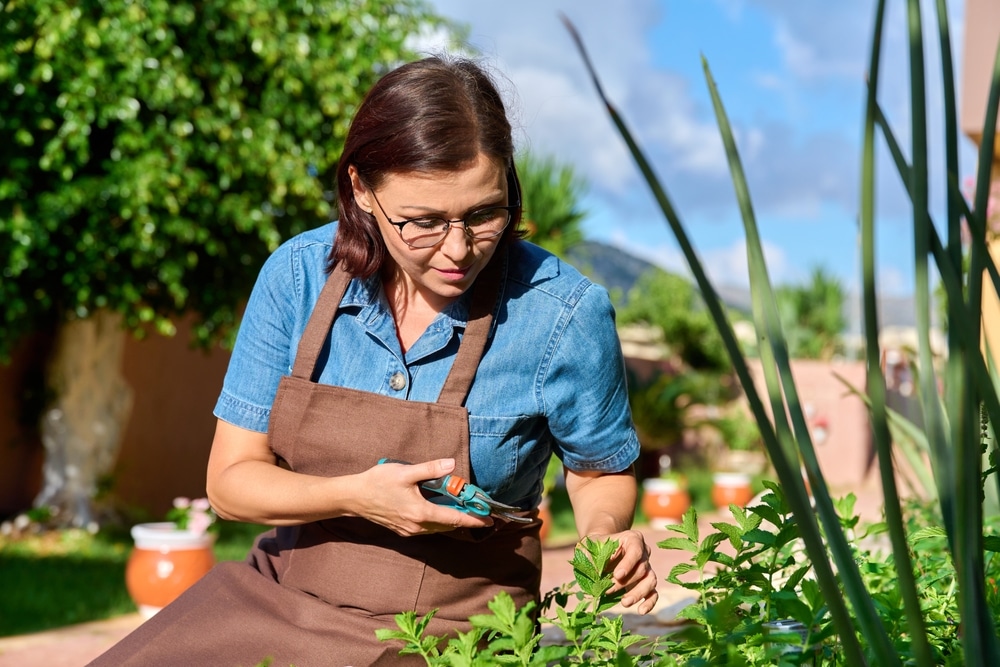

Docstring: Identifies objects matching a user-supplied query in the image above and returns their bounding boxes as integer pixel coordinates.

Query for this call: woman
[90,56,657,666]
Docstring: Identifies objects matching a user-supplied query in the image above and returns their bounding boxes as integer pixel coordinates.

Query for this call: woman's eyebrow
[394,192,507,216]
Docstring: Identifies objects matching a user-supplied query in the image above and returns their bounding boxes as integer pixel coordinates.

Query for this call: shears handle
[376,458,491,517]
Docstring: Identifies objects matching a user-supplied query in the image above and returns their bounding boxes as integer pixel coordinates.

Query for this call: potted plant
[125,497,217,618]
[537,454,563,543]
[710,471,755,510]
[707,408,766,474]
[640,469,691,528]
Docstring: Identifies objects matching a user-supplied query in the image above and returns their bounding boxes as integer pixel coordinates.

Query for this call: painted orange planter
[537,498,552,543]
[711,472,754,509]
[641,477,690,528]
[126,522,215,619]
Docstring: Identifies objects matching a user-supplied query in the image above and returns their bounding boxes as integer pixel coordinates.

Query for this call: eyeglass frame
[366,170,521,249]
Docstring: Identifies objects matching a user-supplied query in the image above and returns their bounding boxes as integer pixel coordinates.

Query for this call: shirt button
[389,372,407,391]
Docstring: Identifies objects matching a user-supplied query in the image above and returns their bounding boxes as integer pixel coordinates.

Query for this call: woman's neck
[382,267,452,353]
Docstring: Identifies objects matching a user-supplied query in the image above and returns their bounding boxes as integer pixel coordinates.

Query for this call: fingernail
[440,458,455,470]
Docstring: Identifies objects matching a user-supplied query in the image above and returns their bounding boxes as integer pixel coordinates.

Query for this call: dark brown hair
[330,56,524,277]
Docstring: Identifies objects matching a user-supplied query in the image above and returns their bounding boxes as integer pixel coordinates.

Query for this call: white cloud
[875,264,912,297]
[607,231,797,290]
[423,0,976,297]
[701,238,798,288]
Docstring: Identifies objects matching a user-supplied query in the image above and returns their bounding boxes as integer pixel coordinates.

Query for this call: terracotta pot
[126,522,215,619]
[641,478,690,528]
[537,498,552,543]
[711,472,754,509]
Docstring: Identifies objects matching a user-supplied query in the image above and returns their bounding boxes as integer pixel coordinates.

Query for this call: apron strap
[290,264,352,381]
[290,249,506,406]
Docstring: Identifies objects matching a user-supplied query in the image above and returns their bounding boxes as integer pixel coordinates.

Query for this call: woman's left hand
[564,468,659,615]
[589,528,659,615]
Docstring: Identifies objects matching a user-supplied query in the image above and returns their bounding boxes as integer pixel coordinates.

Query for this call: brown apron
[89,254,542,667]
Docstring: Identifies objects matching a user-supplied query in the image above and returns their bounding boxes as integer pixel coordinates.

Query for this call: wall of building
[0,320,231,520]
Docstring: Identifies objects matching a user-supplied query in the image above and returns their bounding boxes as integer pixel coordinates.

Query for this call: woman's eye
[467,208,504,226]
[408,218,445,230]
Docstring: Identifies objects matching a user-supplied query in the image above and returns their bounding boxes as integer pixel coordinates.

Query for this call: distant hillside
[564,240,919,331]
[565,241,658,299]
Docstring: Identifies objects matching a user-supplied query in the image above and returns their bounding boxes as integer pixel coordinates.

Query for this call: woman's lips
[435,266,472,280]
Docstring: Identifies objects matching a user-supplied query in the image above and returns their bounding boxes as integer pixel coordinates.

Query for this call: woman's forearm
[206,419,363,526]
[564,467,638,539]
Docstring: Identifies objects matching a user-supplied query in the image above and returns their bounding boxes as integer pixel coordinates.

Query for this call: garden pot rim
[131,521,215,550]
[642,477,687,492]
[712,471,752,485]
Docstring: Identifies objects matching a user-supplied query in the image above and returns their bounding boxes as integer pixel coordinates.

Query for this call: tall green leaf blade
[560,15,870,666]
[701,51,895,667]
[859,1,934,664]
[933,2,1000,662]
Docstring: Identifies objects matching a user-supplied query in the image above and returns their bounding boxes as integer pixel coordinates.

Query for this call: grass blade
[560,15,872,665]
[700,54,897,666]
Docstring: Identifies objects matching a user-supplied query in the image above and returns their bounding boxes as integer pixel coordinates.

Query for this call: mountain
[564,240,920,332]
[565,241,659,299]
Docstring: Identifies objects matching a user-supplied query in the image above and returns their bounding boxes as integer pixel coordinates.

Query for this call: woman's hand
[564,466,660,615]
[354,458,494,536]
[207,420,491,533]
[587,528,659,614]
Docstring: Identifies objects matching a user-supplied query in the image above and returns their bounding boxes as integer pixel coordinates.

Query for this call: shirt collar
[336,249,508,337]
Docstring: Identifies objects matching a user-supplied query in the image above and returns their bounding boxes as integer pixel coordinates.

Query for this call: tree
[516,152,587,258]
[0,0,453,526]
[618,268,730,372]
[774,266,846,360]
[617,269,739,461]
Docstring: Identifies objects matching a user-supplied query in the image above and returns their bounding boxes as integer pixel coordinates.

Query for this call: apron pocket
[281,521,425,617]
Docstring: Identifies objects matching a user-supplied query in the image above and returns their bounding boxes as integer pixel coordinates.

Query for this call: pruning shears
[377,458,534,524]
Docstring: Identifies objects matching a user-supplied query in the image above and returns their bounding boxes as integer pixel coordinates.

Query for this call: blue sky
[424,0,982,296]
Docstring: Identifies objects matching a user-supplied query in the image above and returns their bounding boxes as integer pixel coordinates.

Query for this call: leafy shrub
[379,483,999,665]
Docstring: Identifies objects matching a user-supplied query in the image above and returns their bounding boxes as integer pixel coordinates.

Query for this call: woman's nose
[439,223,473,256]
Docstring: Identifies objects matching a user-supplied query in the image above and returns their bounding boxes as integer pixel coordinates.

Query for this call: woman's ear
[348,165,373,214]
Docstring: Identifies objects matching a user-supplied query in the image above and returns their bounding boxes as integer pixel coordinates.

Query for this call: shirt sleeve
[213,243,298,433]
[542,282,640,473]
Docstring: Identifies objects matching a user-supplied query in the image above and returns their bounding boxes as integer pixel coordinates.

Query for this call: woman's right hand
[354,458,494,536]
[207,420,490,534]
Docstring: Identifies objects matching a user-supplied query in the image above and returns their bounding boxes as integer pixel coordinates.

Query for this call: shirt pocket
[469,414,548,506]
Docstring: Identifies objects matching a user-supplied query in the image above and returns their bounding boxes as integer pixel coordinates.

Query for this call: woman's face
[350,153,509,311]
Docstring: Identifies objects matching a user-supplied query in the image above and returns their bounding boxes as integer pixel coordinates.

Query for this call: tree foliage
[516,152,586,259]
[0,0,450,360]
[618,267,730,372]
[775,266,846,360]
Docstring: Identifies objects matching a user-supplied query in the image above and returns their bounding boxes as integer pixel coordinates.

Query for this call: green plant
[774,267,847,361]
[164,497,217,535]
[619,268,731,373]
[376,484,995,665]
[0,0,451,356]
[377,537,656,666]
[516,152,588,259]
[561,0,1000,662]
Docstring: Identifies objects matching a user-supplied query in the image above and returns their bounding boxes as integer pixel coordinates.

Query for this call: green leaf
[711,521,744,551]
[657,536,698,553]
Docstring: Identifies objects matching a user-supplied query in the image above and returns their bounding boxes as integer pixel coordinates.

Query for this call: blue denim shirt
[214,222,639,508]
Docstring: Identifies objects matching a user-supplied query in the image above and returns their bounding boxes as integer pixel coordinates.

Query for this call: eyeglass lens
[399,209,511,247]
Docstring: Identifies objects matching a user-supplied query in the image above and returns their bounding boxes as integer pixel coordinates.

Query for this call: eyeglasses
[368,189,518,249]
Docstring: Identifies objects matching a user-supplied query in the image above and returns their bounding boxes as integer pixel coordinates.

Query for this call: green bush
[0,0,450,357]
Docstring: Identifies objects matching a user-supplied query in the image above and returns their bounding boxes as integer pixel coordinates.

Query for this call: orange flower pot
[537,497,552,543]
[711,472,754,510]
[641,478,691,528]
[126,522,215,619]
